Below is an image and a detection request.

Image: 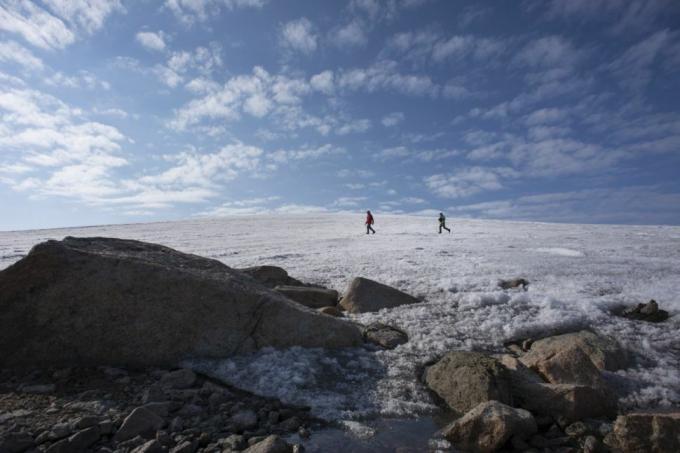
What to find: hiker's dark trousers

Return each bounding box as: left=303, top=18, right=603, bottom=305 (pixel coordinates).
left=367, top=225, right=375, bottom=234
left=439, top=223, right=450, bottom=233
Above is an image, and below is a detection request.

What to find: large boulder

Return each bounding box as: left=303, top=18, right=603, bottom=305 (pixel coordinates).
left=500, top=355, right=617, bottom=423
left=604, top=411, right=680, bottom=452
left=423, top=352, right=513, bottom=414
left=520, top=330, right=629, bottom=372
left=443, top=400, right=537, bottom=453
left=237, top=266, right=304, bottom=289
left=521, top=343, right=607, bottom=388
left=273, top=285, right=338, bottom=309
left=0, top=237, right=363, bottom=368
left=339, top=277, right=419, bottom=313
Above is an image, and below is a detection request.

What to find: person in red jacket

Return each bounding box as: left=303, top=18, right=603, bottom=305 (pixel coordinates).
left=365, top=210, right=376, bottom=234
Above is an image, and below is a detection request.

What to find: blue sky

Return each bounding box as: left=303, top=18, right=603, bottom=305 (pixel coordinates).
left=1, top=0, right=680, bottom=230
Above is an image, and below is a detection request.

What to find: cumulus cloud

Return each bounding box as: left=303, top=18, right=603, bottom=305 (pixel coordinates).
left=136, top=31, right=166, bottom=51
left=310, top=70, right=334, bottom=94
left=332, top=19, right=368, bottom=47
left=280, top=17, right=318, bottom=54
left=166, top=0, right=268, bottom=24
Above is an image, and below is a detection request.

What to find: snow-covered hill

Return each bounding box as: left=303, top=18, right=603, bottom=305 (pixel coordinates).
left=2, top=214, right=679, bottom=421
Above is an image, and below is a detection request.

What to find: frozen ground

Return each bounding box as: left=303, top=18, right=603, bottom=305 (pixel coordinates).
left=2, top=214, right=679, bottom=423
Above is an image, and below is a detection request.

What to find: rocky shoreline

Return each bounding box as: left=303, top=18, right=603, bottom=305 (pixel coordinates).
left=0, top=366, right=313, bottom=453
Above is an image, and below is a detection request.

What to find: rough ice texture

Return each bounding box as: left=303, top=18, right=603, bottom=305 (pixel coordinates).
left=1, top=214, right=679, bottom=420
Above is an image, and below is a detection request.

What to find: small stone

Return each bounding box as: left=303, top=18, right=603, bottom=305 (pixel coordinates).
left=142, top=385, right=166, bottom=404
left=229, top=410, right=258, bottom=432
left=362, top=323, right=408, bottom=349
left=178, top=403, right=203, bottom=417
left=143, top=402, right=172, bottom=418
left=222, top=434, right=246, bottom=451
left=297, top=427, right=310, bottom=439
left=131, top=439, right=164, bottom=453
left=565, top=421, right=588, bottom=438
left=114, top=407, right=166, bottom=443
left=49, top=423, right=72, bottom=440
left=277, top=416, right=302, bottom=432
left=583, top=435, right=599, bottom=453
left=169, top=439, right=198, bottom=453
left=73, top=416, right=101, bottom=430
left=161, top=369, right=197, bottom=390
left=68, top=426, right=101, bottom=451
left=98, top=420, right=114, bottom=435
left=243, top=435, right=292, bottom=453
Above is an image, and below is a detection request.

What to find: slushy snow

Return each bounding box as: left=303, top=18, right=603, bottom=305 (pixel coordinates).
left=1, top=214, right=679, bottom=421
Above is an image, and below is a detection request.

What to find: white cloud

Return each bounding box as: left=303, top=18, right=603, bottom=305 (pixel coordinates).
left=310, top=70, right=334, bottom=94
left=43, top=0, right=124, bottom=34
left=165, top=0, right=267, bottom=24
left=280, top=17, right=318, bottom=54
left=608, top=29, right=676, bottom=91
left=136, top=31, right=166, bottom=51
left=0, top=1, right=74, bottom=50
left=267, top=144, right=344, bottom=164
left=378, top=146, right=410, bottom=160
left=338, top=60, right=438, bottom=96
left=425, top=167, right=518, bottom=199
left=381, top=111, right=404, bottom=127
left=336, top=118, right=371, bottom=135
left=333, top=196, right=367, bottom=207
left=332, top=19, right=367, bottom=47
left=515, top=35, right=581, bottom=68
left=0, top=40, right=43, bottom=70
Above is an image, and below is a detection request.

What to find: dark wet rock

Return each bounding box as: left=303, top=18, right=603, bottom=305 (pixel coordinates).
left=443, top=400, right=537, bottom=453
left=424, top=351, right=513, bottom=414
left=114, top=407, right=165, bottom=443
left=0, top=432, right=35, bottom=453
left=362, top=323, right=408, bottom=349
left=620, top=299, right=670, bottom=323
left=230, top=410, right=258, bottom=432
left=237, top=266, right=304, bottom=289
left=274, top=285, right=339, bottom=309
left=604, top=411, right=680, bottom=452
left=0, top=237, right=363, bottom=368
left=161, top=369, right=197, bottom=389
left=339, top=277, right=419, bottom=313
left=498, top=278, right=529, bottom=290
left=169, top=439, right=198, bottom=453
left=131, top=439, right=164, bottom=453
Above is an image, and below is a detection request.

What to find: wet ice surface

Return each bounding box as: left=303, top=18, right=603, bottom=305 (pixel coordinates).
left=2, top=215, right=680, bottom=425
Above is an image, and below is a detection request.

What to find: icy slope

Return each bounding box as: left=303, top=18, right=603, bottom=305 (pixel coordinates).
left=1, top=214, right=679, bottom=420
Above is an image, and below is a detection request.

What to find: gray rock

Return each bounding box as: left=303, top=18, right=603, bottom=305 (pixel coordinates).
left=424, top=351, right=513, bottom=414
left=178, top=404, right=203, bottom=417
left=142, top=385, right=166, bottom=404
left=0, top=432, right=35, bottom=453
left=161, top=369, right=197, bottom=390
left=243, top=435, right=292, bottom=453
left=362, top=323, right=408, bottom=349
left=520, top=330, right=629, bottom=372
left=339, top=277, right=419, bottom=313
left=317, top=306, right=343, bottom=317
left=73, top=416, right=101, bottom=429
left=520, top=343, right=607, bottom=388
left=230, top=410, right=258, bottom=431
left=277, top=416, right=301, bottom=432
left=222, top=434, right=246, bottom=451
left=0, top=237, right=363, bottom=368
left=604, top=411, right=680, bottom=452
left=274, top=285, right=339, bottom=309
left=169, top=417, right=184, bottom=433
left=237, top=266, right=304, bottom=289
left=169, top=439, right=198, bottom=453
left=21, top=384, right=55, bottom=394
left=143, top=402, right=173, bottom=418
left=498, top=278, right=529, bottom=290
left=114, top=407, right=165, bottom=443
left=131, top=439, right=164, bottom=453
left=68, top=426, right=101, bottom=451
left=443, top=400, right=537, bottom=453
left=621, top=299, right=669, bottom=323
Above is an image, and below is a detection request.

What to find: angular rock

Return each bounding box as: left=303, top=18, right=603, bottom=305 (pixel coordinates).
left=274, top=286, right=338, bottom=309
left=604, top=411, right=680, bottom=452
left=230, top=409, right=258, bottom=431
left=131, top=439, right=164, bottom=453
left=0, top=432, right=35, bottom=453
left=424, top=351, right=513, bottom=414
left=317, top=306, right=343, bottom=317
left=160, top=369, right=196, bottom=389
left=243, top=435, right=292, bottom=453
left=512, top=382, right=617, bottom=424
left=237, top=266, right=304, bottom=288
left=114, top=407, right=165, bottom=443
left=362, top=323, right=408, bottom=349
left=520, top=330, right=629, bottom=372
left=339, top=277, right=419, bottom=313
left=443, top=400, right=537, bottom=453
left=498, top=278, right=529, bottom=290
left=170, top=439, right=198, bottom=453
left=621, top=299, right=669, bottom=323
left=0, top=237, right=363, bottom=368
left=520, top=344, right=607, bottom=388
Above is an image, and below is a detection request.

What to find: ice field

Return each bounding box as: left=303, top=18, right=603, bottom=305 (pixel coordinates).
left=1, top=214, right=679, bottom=424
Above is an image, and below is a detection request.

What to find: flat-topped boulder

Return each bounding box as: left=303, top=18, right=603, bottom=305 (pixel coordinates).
left=237, top=266, right=304, bottom=289
left=604, top=411, right=680, bottom=452
left=0, top=237, right=363, bottom=369
left=339, top=277, right=419, bottom=313
left=273, top=286, right=338, bottom=309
